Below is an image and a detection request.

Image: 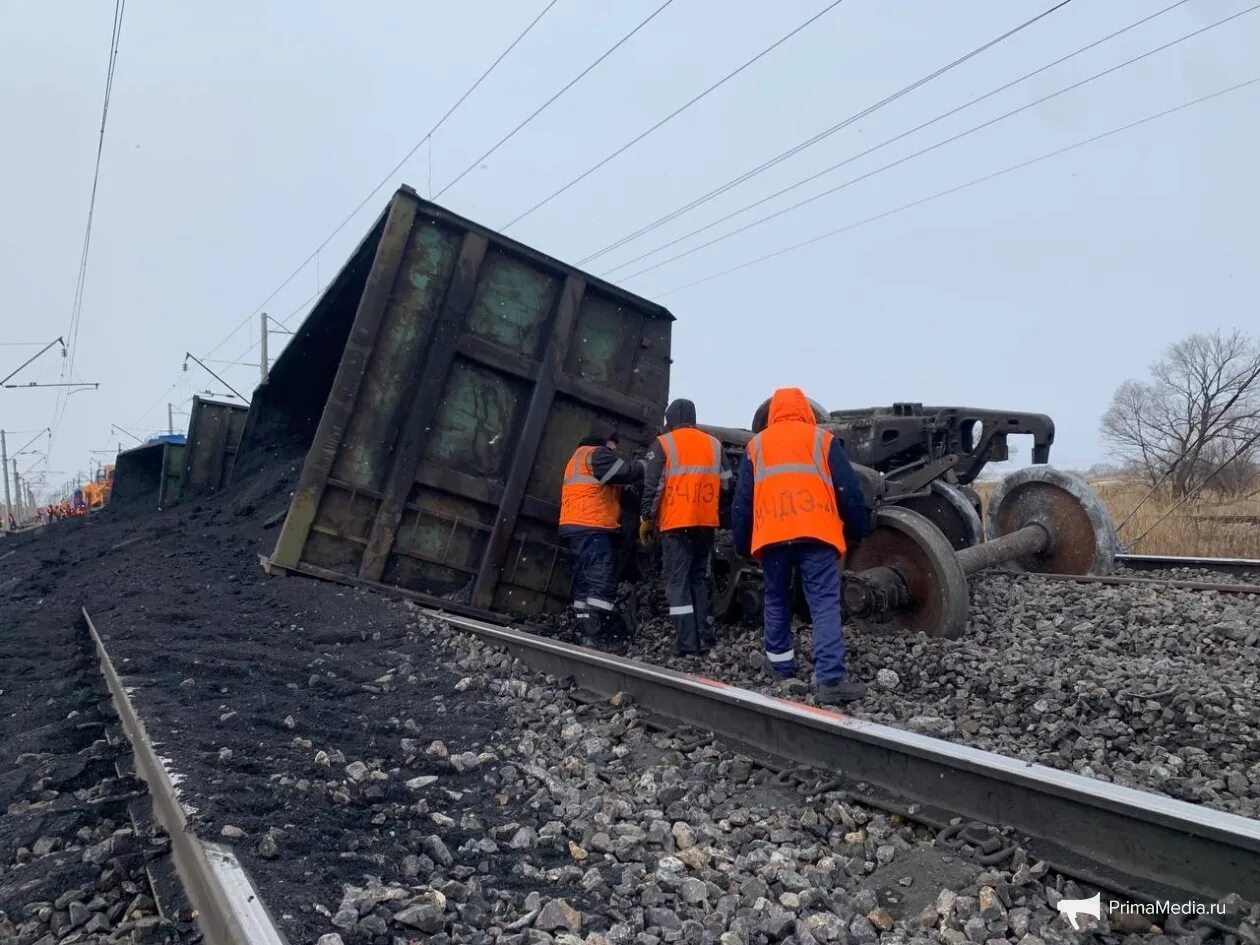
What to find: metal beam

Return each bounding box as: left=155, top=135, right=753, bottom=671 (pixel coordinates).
left=358, top=230, right=489, bottom=581
left=270, top=194, right=418, bottom=569
left=471, top=274, right=585, bottom=608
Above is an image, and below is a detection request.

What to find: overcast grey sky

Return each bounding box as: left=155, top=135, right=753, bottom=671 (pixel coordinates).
left=3, top=0, right=1257, bottom=498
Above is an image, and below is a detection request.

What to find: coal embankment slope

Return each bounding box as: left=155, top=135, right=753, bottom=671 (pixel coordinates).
left=0, top=534, right=196, bottom=942
left=0, top=453, right=577, bottom=943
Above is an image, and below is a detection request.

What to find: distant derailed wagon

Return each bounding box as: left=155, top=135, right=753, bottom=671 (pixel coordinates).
left=261, top=187, right=673, bottom=614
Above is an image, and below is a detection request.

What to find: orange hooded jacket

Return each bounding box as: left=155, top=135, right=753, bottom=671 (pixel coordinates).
left=745, top=387, right=847, bottom=558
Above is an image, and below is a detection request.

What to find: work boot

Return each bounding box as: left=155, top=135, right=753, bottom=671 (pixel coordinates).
left=759, top=653, right=796, bottom=682
left=575, top=612, right=597, bottom=649
left=698, top=617, right=716, bottom=654
left=586, top=612, right=627, bottom=656
left=815, top=679, right=866, bottom=704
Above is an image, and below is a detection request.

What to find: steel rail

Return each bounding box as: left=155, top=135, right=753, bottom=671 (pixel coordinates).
left=83, top=608, right=289, bottom=945
left=1116, top=552, right=1260, bottom=578
left=433, top=609, right=1260, bottom=908
left=1011, top=570, right=1260, bottom=594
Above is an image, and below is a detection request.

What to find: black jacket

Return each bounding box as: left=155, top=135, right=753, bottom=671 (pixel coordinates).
left=640, top=399, right=731, bottom=522
left=558, top=437, right=642, bottom=538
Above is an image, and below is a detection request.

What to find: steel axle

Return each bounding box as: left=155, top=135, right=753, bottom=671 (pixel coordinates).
left=954, top=522, right=1049, bottom=575
left=845, top=468, right=1115, bottom=639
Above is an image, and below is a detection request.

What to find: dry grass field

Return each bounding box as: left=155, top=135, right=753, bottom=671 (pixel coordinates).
left=1091, top=478, right=1260, bottom=558
left=973, top=475, right=1260, bottom=558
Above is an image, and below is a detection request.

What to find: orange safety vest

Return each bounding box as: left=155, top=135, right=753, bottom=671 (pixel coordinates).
left=656, top=428, right=724, bottom=531
left=559, top=445, right=622, bottom=530
left=748, top=422, right=846, bottom=558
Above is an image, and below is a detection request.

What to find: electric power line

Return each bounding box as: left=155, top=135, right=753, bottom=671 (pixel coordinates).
left=197, top=0, right=560, bottom=365
left=212, top=288, right=323, bottom=377
left=53, top=0, right=126, bottom=435
left=601, top=0, right=1191, bottom=276
left=656, top=75, right=1260, bottom=297
left=1128, top=427, right=1260, bottom=548
left=130, top=377, right=183, bottom=430
left=620, top=3, right=1259, bottom=283
left=577, top=0, right=1076, bottom=267
left=500, top=0, right=849, bottom=231
left=433, top=0, right=678, bottom=199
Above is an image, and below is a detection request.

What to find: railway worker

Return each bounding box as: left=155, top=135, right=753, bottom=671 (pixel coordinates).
left=731, top=387, right=870, bottom=704
left=639, top=398, right=731, bottom=656
left=559, top=422, right=643, bottom=653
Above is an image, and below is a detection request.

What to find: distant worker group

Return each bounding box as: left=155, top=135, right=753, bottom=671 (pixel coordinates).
left=558, top=387, right=870, bottom=704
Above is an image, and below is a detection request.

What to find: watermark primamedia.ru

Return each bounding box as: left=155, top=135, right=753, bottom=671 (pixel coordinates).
left=1111, top=900, right=1227, bottom=916
left=1057, top=892, right=1226, bottom=930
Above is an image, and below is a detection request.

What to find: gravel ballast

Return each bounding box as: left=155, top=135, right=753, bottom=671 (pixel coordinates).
left=401, top=612, right=1260, bottom=945
left=599, top=570, right=1260, bottom=818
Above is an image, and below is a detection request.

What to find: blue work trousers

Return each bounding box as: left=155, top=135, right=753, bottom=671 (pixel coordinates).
left=761, top=541, right=847, bottom=685
left=565, top=528, right=618, bottom=636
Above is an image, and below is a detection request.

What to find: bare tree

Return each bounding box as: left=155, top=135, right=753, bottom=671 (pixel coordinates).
left=1100, top=329, right=1260, bottom=497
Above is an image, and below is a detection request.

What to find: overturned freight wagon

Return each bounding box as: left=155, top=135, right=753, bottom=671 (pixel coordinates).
left=110, top=438, right=186, bottom=510
left=178, top=396, right=248, bottom=499
left=264, top=187, right=672, bottom=614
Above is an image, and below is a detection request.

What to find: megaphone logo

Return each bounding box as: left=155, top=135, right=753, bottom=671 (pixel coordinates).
left=1057, top=892, right=1101, bottom=930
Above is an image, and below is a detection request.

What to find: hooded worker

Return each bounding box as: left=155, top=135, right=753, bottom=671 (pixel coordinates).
left=731, top=387, right=870, bottom=703
left=558, top=421, right=643, bottom=652
left=639, top=398, right=731, bottom=655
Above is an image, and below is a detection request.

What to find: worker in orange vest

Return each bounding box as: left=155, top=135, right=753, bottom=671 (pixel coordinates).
left=639, top=399, right=731, bottom=656
left=559, top=423, right=643, bottom=652
left=731, top=388, right=870, bottom=703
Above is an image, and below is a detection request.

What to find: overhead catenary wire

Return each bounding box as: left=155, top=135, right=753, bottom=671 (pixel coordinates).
left=1127, top=428, right=1260, bottom=549
left=211, top=288, right=323, bottom=378
left=577, top=0, right=1076, bottom=267
left=53, top=0, right=126, bottom=435
left=131, top=286, right=320, bottom=431
left=601, top=0, right=1192, bottom=276
left=433, top=0, right=677, bottom=199
left=656, top=75, right=1260, bottom=297
left=129, top=377, right=183, bottom=431
left=197, top=0, right=559, bottom=364
left=1115, top=464, right=1181, bottom=533
left=500, top=0, right=849, bottom=231
left=621, top=3, right=1260, bottom=283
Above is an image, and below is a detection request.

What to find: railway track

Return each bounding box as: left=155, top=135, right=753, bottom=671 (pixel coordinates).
left=995, top=553, right=1260, bottom=594
left=1114, top=552, right=1260, bottom=584
left=83, top=609, right=287, bottom=945
left=430, top=607, right=1260, bottom=921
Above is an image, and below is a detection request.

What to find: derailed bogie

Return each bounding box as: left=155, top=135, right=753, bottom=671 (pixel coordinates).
left=821, top=402, right=1054, bottom=485
left=890, top=480, right=982, bottom=552
left=704, top=411, right=1115, bottom=635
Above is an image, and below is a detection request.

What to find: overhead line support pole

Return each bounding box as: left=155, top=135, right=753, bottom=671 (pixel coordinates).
left=260, top=312, right=269, bottom=386
left=184, top=352, right=249, bottom=404
left=0, top=336, right=65, bottom=387
left=0, top=431, right=10, bottom=530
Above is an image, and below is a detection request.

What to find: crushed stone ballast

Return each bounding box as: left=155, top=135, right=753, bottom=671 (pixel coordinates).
left=430, top=608, right=1260, bottom=914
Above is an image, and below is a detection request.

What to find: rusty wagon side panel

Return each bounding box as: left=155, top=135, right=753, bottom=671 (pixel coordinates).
left=269, top=188, right=673, bottom=614
left=112, top=442, right=167, bottom=509
left=159, top=442, right=187, bottom=507
left=179, top=397, right=248, bottom=498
